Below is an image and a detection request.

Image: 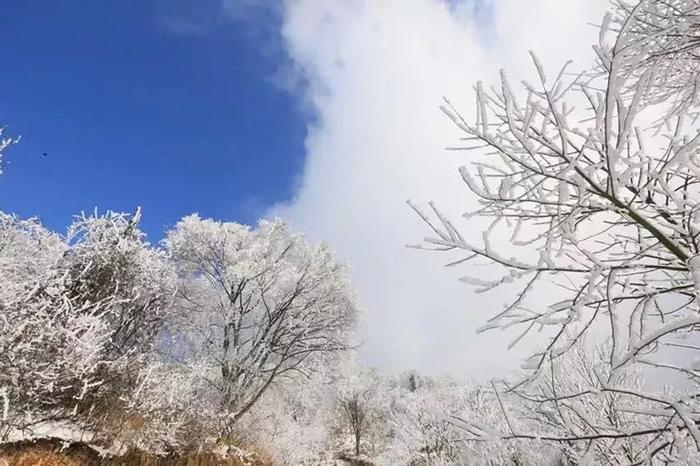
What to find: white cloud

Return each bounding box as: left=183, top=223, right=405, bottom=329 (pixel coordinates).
left=270, top=0, right=609, bottom=380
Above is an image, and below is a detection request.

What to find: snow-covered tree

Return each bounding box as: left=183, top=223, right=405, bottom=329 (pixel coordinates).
left=609, top=0, right=699, bottom=118
left=0, top=208, right=362, bottom=456
left=383, top=377, right=471, bottom=465
left=63, top=209, right=176, bottom=362
left=165, top=215, right=358, bottom=431
left=382, top=375, right=556, bottom=465
left=0, top=210, right=176, bottom=442
left=236, top=368, right=340, bottom=465
left=412, top=0, right=700, bottom=461
left=0, top=213, right=66, bottom=436
left=334, top=366, right=384, bottom=459
left=501, top=341, right=698, bottom=464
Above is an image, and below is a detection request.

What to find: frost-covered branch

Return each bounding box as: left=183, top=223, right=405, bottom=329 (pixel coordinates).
left=165, top=215, right=358, bottom=430
left=413, top=0, right=700, bottom=461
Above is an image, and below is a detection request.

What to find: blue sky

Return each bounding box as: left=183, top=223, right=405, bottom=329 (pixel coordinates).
left=0, top=0, right=303, bottom=240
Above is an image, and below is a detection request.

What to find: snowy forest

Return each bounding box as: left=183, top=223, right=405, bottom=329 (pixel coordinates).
left=1, top=0, right=699, bottom=464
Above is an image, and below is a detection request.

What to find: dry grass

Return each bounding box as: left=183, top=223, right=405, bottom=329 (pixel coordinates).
left=0, top=439, right=100, bottom=466
left=0, top=439, right=273, bottom=466
left=112, top=449, right=272, bottom=466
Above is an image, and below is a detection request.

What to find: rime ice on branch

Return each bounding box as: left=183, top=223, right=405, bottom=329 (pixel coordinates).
left=165, top=215, right=358, bottom=429
left=412, top=0, right=700, bottom=461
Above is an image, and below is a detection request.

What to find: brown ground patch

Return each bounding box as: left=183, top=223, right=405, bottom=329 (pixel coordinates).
left=0, top=439, right=272, bottom=466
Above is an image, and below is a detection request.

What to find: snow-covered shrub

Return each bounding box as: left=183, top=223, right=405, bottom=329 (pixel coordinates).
left=113, top=360, right=220, bottom=454
left=0, top=213, right=68, bottom=434
left=0, top=210, right=176, bottom=441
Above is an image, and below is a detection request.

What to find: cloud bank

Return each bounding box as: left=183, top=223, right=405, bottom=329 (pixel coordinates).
left=271, top=0, right=609, bottom=380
